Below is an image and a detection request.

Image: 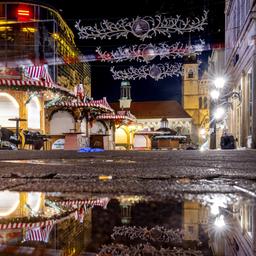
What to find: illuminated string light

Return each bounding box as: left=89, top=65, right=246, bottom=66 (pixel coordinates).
left=75, top=11, right=208, bottom=41
left=96, top=40, right=205, bottom=63
left=110, top=63, right=183, bottom=81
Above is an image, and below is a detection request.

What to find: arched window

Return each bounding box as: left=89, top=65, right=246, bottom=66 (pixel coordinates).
left=27, top=97, right=40, bottom=129
left=199, top=97, right=203, bottom=109
left=0, top=191, right=20, bottom=217
left=204, top=97, right=208, bottom=109
left=115, top=127, right=128, bottom=144
left=0, top=93, right=19, bottom=127
left=188, top=69, right=194, bottom=79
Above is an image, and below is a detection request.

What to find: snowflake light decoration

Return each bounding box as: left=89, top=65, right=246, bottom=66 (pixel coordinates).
left=75, top=11, right=208, bottom=41
left=96, top=40, right=205, bottom=63
left=110, top=63, right=183, bottom=81
left=111, top=226, right=183, bottom=245
left=98, top=244, right=203, bottom=256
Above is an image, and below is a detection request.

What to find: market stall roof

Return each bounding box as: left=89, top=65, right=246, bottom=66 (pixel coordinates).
left=0, top=78, right=73, bottom=95
left=110, top=100, right=191, bottom=119
left=97, top=111, right=136, bottom=122
left=53, top=97, right=114, bottom=113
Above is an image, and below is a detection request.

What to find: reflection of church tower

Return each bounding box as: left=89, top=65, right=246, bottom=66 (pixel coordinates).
left=117, top=196, right=143, bottom=224
left=182, top=60, right=209, bottom=144
left=119, top=80, right=132, bottom=109
left=183, top=200, right=209, bottom=241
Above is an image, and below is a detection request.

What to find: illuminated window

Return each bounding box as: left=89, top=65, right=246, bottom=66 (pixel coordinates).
left=0, top=93, right=19, bottom=127
left=16, top=5, right=33, bottom=21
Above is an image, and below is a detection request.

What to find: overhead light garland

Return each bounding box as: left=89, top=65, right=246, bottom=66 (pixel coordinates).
left=110, top=63, right=183, bottom=81
left=75, top=11, right=208, bottom=41
left=96, top=40, right=205, bottom=63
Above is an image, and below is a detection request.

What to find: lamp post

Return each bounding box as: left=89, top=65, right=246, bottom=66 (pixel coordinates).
left=210, top=77, right=226, bottom=149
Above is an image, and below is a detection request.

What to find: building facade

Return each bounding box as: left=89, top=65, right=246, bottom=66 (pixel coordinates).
left=0, top=1, right=91, bottom=138
left=225, top=0, right=256, bottom=148
left=224, top=197, right=256, bottom=256
left=208, top=49, right=226, bottom=149
left=111, top=100, right=192, bottom=150
left=182, top=63, right=210, bottom=145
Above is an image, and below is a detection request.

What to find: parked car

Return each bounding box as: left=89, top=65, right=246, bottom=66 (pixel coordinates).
left=220, top=134, right=236, bottom=149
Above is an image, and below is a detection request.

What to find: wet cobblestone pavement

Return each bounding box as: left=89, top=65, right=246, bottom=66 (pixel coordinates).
left=0, top=150, right=255, bottom=197
left=0, top=150, right=256, bottom=255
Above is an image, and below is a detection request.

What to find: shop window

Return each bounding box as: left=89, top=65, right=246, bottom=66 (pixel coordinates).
left=247, top=205, right=253, bottom=237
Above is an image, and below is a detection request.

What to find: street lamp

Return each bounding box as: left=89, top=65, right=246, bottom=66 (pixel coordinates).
left=210, top=76, right=226, bottom=149
left=214, top=214, right=226, bottom=228
left=214, top=77, right=225, bottom=89
left=214, top=107, right=225, bottom=120
left=210, top=89, right=220, bottom=101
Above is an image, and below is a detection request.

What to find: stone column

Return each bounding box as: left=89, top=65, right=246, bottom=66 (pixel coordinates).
left=75, top=119, right=81, bottom=132
left=112, top=121, right=116, bottom=150
left=252, top=203, right=256, bottom=254
left=15, top=91, right=28, bottom=130
left=241, top=71, right=247, bottom=147
left=251, top=56, right=256, bottom=148
left=39, top=97, right=45, bottom=133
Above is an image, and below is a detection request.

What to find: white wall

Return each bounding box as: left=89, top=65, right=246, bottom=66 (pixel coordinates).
left=90, top=121, right=106, bottom=134
left=134, top=135, right=147, bottom=148
left=27, top=97, right=40, bottom=130
left=50, top=111, right=75, bottom=135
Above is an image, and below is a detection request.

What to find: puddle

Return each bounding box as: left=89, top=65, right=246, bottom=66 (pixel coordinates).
left=1, top=159, right=136, bottom=166
left=1, top=160, right=73, bottom=166
left=0, top=191, right=254, bottom=255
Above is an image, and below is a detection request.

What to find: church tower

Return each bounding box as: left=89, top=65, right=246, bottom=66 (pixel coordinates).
left=119, top=80, right=132, bottom=109
left=182, top=62, right=209, bottom=145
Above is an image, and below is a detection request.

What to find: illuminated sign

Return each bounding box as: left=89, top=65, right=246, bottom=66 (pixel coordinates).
left=16, top=5, right=32, bottom=21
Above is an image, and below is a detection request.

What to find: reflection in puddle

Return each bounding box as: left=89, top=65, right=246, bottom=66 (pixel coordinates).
left=0, top=191, right=254, bottom=255
left=2, top=158, right=137, bottom=166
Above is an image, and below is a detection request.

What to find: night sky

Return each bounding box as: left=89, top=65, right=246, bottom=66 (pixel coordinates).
left=40, top=0, right=225, bottom=103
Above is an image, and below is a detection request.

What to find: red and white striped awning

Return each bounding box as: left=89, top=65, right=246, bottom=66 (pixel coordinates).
left=0, top=209, right=78, bottom=230
left=0, top=78, right=73, bottom=95
left=54, top=97, right=114, bottom=113
left=0, top=220, right=54, bottom=230
left=24, top=65, right=53, bottom=83
left=24, top=224, right=54, bottom=243
left=97, top=113, right=136, bottom=122
left=97, top=110, right=136, bottom=122
left=57, top=197, right=110, bottom=209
